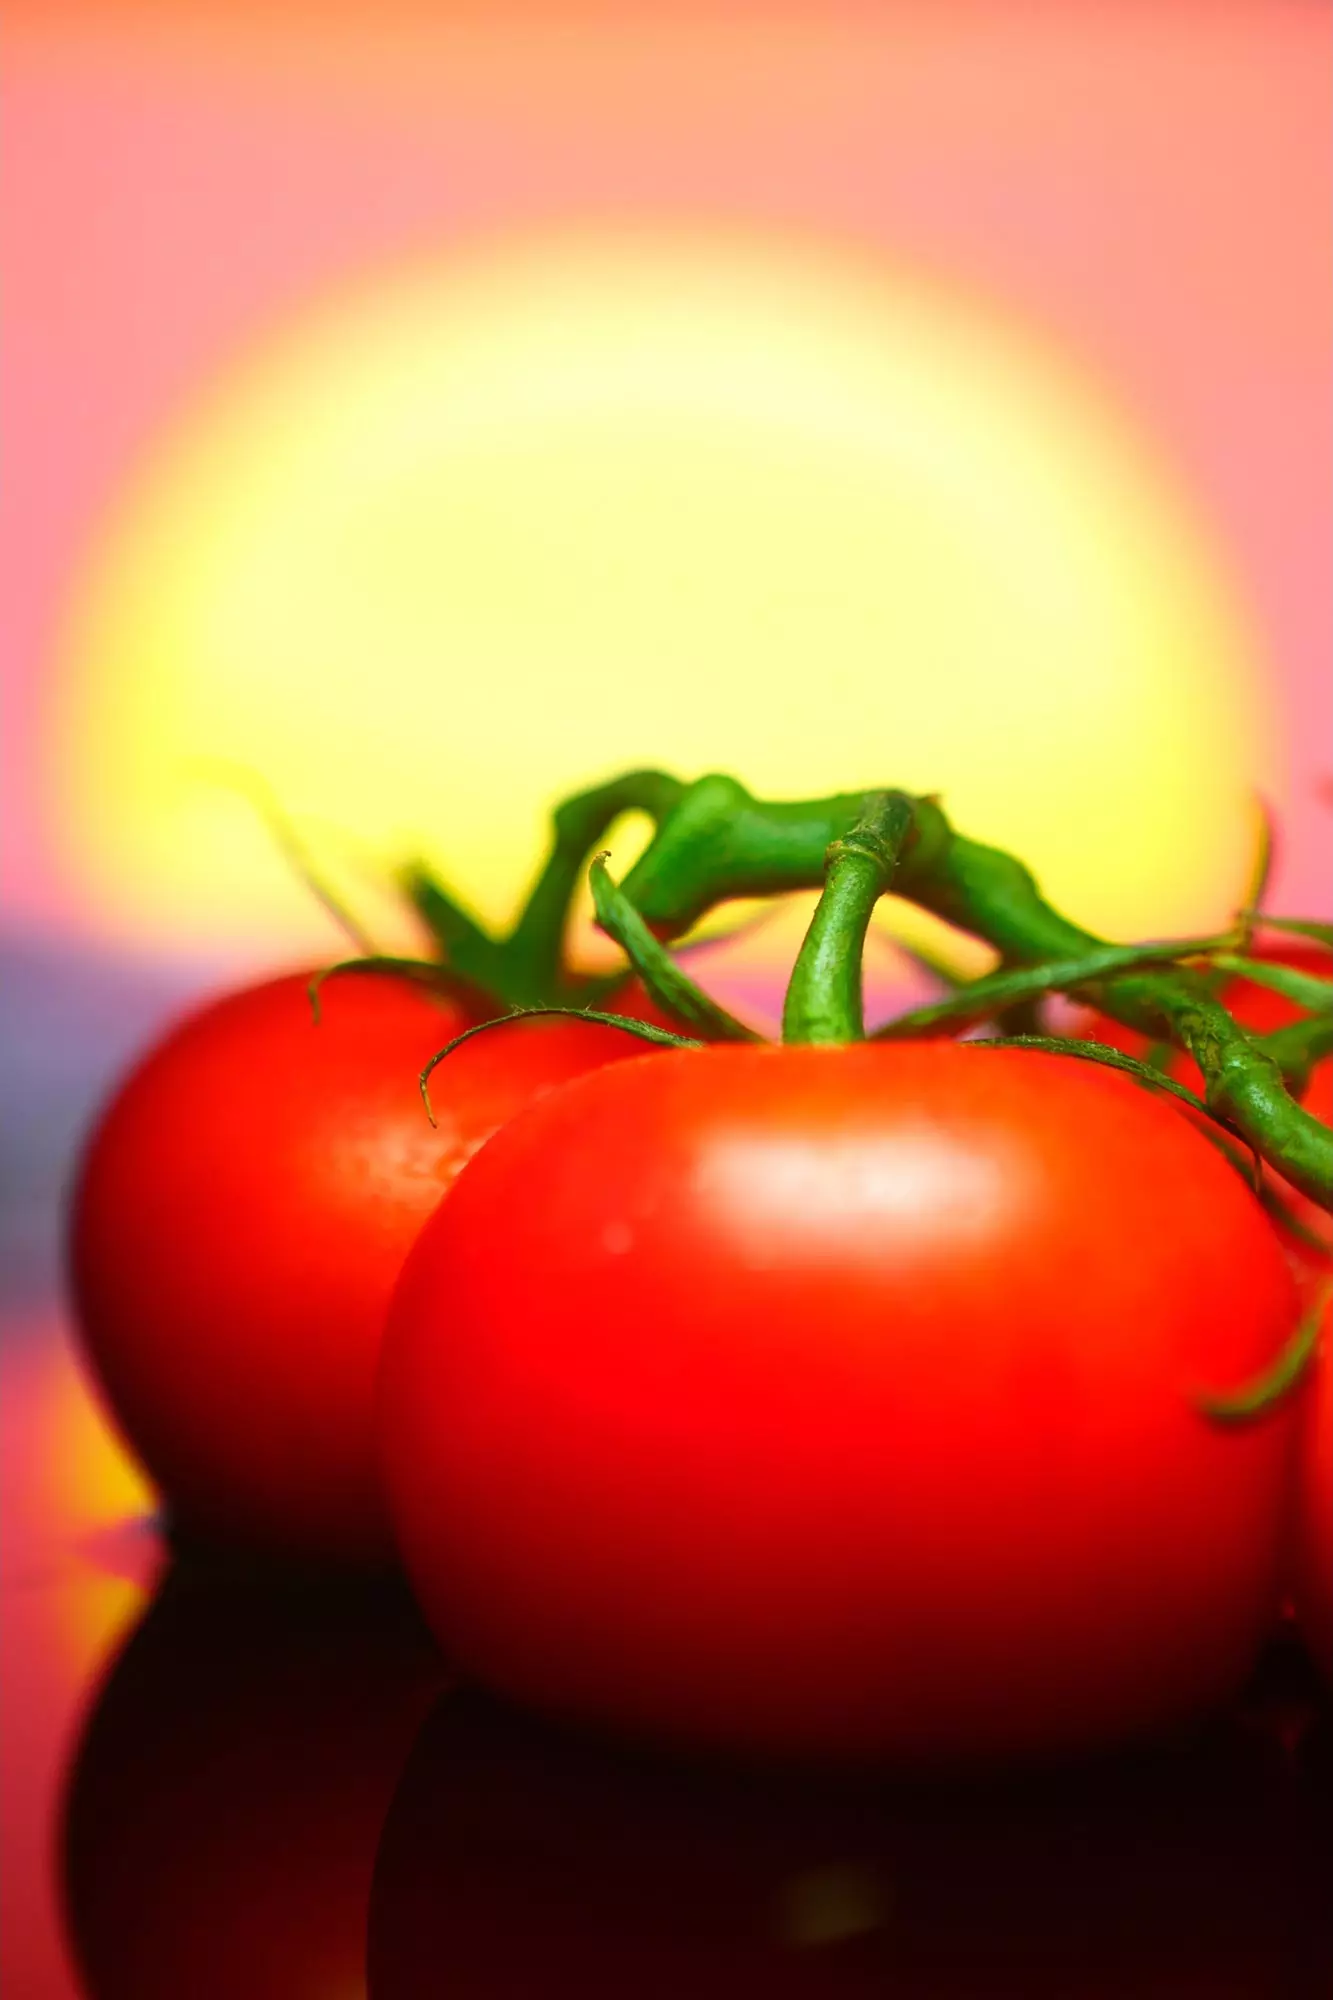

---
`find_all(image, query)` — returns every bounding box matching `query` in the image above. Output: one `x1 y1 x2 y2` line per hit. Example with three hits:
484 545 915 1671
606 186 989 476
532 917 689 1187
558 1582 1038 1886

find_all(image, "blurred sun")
51 228 1274 957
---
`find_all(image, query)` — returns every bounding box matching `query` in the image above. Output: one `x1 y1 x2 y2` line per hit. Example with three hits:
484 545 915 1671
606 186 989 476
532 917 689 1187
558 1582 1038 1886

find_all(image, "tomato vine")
609 775 1332 1212
293 760 1330 1213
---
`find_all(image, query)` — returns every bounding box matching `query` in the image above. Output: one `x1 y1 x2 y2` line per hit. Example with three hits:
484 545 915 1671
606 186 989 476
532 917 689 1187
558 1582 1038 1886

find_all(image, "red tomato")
70 971 647 1563
1292 1317 1333 1683
62 1568 442 1999
378 1042 1299 1761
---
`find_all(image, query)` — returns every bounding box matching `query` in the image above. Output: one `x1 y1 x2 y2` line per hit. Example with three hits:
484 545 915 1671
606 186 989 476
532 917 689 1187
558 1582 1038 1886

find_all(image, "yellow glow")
44 1346 155 1538
52 230 1274 954
25 1334 160 1670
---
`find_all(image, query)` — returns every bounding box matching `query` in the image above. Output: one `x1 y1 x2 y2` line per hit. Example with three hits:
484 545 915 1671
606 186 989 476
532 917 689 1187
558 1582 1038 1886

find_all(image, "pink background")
2 0 1331 933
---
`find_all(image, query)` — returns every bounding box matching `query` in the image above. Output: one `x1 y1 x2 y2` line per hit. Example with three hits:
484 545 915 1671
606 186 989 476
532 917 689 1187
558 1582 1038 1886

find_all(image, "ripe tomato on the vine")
70 970 649 1564
379 1040 1299 1761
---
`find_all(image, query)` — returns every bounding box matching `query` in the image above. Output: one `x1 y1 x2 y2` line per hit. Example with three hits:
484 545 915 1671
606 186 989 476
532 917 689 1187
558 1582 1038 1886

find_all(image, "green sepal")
1196 1286 1328 1424
1234 796 1276 945
1205 954 1333 1014
1234 914 1333 949
873 935 1232 1042
589 855 761 1045
203 760 380 957
397 861 512 997
418 1007 703 1126
970 1034 1222 1122
306 955 494 1026
1252 1015 1333 1094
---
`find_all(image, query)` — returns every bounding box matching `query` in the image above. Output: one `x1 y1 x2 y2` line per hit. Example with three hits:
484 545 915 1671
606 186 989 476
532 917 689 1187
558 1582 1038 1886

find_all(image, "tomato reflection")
369 1677 1332 1999
60 1562 445 1999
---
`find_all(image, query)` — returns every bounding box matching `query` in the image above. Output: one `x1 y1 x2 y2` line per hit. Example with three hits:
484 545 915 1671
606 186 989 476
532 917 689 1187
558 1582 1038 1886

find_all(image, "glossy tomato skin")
1292 1316 1333 1683
70 971 646 1564
380 1042 1299 1761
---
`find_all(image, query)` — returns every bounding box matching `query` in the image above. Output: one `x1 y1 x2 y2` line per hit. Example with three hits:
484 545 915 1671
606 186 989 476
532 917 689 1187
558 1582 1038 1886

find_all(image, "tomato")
62 1566 442 1999
378 1041 1299 1761
1292 1315 1333 1683
70 970 647 1563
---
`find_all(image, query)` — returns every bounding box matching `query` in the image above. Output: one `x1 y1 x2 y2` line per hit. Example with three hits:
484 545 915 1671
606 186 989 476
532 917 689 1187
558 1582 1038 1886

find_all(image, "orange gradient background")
3 0 1330 970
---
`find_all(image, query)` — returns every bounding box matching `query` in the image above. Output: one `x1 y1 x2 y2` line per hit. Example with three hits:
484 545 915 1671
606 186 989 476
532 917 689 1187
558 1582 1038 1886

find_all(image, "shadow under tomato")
368 1664 1333 2000
59 1558 446 1999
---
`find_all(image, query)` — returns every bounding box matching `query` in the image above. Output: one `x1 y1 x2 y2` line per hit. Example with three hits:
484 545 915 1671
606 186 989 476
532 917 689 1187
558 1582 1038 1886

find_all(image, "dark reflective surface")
61 1562 444 2000
371 1664 1333 1999
4 1323 1331 1997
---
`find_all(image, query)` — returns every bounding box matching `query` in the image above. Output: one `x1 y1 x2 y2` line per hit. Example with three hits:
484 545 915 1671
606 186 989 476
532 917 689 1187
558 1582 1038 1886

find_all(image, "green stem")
617 774 874 938
1205 955 1333 1013
501 770 686 1003
894 800 1332 1210
1235 914 1333 949
402 770 687 1010
1196 1283 1329 1424
589 856 760 1043
1253 1015 1333 1095
418 1007 700 1125
615 775 1332 1209
306 955 494 1026
783 793 917 1044
974 1034 1218 1120
398 862 510 995
209 764 381 958
1233 796 1275 952
874 934 1234 1042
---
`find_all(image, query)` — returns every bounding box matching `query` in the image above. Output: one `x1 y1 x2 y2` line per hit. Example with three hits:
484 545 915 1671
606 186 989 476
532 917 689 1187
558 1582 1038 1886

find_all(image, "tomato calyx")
417 781 1330 1226
283 755 1328 1210
598 772 1331 1211
413 794 924 1111
595 785 1327 1162
295 770 718 1040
